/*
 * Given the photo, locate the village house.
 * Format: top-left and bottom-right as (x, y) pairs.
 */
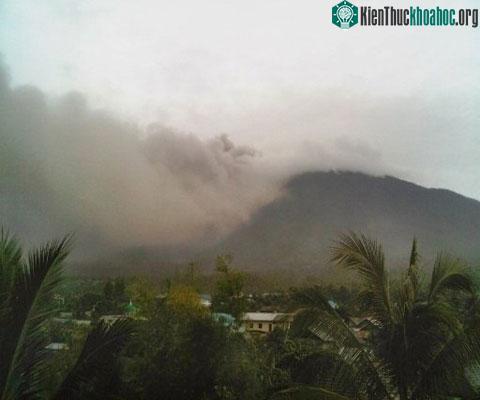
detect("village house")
(241, 312), (294, 335)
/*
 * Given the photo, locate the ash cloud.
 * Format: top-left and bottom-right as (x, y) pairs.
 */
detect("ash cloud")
(0, 63), (279, 259)
(2, 52), (478, 266)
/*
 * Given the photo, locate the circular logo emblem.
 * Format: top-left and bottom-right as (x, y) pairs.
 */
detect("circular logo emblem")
(332, 1), (359, 29)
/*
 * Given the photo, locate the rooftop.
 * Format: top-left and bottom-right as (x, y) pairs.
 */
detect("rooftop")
(242, 312), (292, 322)
(45, 342), (69, 351)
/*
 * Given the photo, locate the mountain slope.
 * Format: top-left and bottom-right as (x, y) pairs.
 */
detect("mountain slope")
(213, 171), (480, 272)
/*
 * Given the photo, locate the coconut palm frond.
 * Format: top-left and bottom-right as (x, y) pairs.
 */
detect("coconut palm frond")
(409, 237), (419, 268)
(0, 235), (71, 400)
(307, 315), (390, 398)
(331, 233), (392, 325)
(0, 230), (23, 398)
(270, 385), (352, 400)
(291, 286), (357, 347)
(53, 318), (135, 400)
(291, 233), (480, 400)
(391, 242), (421, 324)
(0, 229), (22, 308)
(291, 286), (390, 398)
(287, 348), (375, 399)
(410, 315), (480, 399)
(406, 238), (420, 302)
(428, 254), (474, 303)
(378, 301), (462, 399)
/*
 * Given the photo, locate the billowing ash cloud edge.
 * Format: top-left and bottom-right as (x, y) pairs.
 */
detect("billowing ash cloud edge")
(1, 61), (288, 259)
(2, 58), (452, 263)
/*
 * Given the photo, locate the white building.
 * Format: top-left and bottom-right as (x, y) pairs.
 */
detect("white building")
(241, 312), (293, 335)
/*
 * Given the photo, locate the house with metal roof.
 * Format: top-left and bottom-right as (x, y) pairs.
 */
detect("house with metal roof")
(241, 312), (293, 335)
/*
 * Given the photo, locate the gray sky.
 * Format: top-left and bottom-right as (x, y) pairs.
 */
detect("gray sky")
(0, 0), (479, 202)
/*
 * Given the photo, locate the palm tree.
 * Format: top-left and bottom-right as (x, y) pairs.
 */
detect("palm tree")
(0, 229), (134, 400)
(280, 233), (480, 400)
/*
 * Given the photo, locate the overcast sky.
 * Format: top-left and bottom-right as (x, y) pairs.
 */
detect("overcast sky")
(1, 0), (479, 201)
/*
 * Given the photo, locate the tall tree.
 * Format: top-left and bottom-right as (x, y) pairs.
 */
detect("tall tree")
(212, 254), (247, 319)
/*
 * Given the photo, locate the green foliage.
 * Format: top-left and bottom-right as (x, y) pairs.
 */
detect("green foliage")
(122, 300), (265, 400)
(166, 284), (206, 315)
(126, 277), (158, 318)
(270, 386), (350, 400)
(331, 233), (392, 325)
(83, 277), (130, 319)
(212, 255), (247, 319)
(53, 319), (135, 400)
(73, 292), (103, 318)
(3, 227), (479, 400)
(0, 228), (134, 399)
(55, 277), (103, 318)
(0, 230), (71, 399)
(287, 233), (480, 400)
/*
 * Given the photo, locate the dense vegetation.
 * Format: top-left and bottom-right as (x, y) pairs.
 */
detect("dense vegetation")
(1, 228), (479, 399)
(0, 231), (134, 400)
